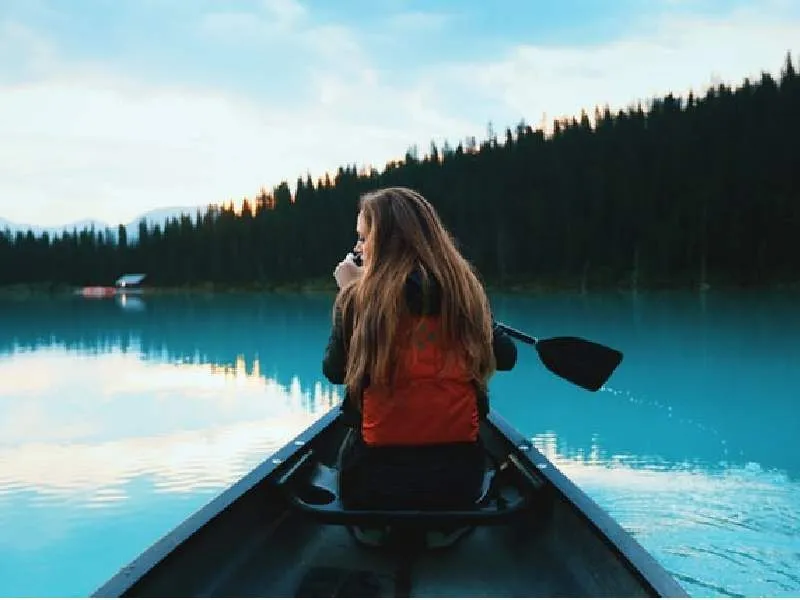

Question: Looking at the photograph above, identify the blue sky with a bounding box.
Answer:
[1,0,798,226]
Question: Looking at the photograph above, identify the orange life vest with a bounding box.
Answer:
[360,315,478,446]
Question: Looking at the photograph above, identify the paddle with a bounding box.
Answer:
[495,322,623,392]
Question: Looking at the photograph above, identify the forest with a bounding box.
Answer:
[1,53,798,293]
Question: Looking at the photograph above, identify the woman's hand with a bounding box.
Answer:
[333,253,364,289]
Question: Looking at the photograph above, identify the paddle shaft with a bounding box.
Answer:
[495,322,538,346]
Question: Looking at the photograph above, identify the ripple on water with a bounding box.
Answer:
[555,457,800,598]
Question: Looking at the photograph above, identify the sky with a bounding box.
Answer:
[0,0,798,227]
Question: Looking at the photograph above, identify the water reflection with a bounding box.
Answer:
[116,294,146,312]
[0,293,336,398]
[0,346,338,499]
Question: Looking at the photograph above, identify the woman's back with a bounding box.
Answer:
[322,187,516,510]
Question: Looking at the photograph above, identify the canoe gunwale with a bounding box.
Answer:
[487,411,688,598]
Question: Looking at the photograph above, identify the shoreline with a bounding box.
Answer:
[1,277,799,300]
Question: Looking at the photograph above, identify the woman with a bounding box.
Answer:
[322,187,517,511]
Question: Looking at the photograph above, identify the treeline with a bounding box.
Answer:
[2,53,798,291]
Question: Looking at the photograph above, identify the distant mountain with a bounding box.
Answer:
[127,206,205,228]
[0,206,204,241]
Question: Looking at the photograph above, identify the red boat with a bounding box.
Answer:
[80,286,117,298]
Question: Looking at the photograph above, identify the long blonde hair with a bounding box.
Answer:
[334,187,495,401]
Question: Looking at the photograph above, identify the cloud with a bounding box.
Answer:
[1,3,798,225]
[198,6,369,73]
[300,23,367,68]
[0,73,278,225]
[0,20,57,80]
[198,11,276,39]
[262,0,307,26]
[434,5,800,130]
[0,69,474,225]
[0,13,478,226]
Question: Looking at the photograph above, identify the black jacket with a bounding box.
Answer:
[322,270,517,426]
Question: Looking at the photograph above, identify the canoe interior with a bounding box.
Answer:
[94,411,686,598]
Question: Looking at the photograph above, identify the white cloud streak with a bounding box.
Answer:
[0,347,340,497]
[262,0,308,27]
[437,5,800,130]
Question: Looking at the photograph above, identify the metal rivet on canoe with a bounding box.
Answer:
[537,463,548,469]
[518,443,531,451]
[272,458,282,464]
[294,440,304,445]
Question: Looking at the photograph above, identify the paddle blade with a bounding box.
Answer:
[535,336,622,392]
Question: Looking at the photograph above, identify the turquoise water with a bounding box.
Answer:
[0,291,798,597]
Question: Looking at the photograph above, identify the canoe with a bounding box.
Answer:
[93,409,687,597]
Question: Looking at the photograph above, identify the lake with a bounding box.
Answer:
[1,290,798,597]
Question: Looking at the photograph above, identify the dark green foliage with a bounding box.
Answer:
[2,54,798,291]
